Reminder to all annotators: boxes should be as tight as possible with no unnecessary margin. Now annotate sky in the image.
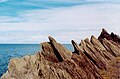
[0,0,120,44]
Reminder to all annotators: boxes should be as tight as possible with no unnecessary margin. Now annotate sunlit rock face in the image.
[1,29,120,79]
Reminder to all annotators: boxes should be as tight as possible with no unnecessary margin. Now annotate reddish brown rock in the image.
[1,29,120,79]
[71,40,103,79]
[98,28,120,44]
[48,36,72,61]
[80,39,107,70]
[41,42,59,63]
[91,35,115,60]
[102,38,120,57]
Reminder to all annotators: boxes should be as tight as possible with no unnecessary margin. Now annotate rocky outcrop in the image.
[98,28,120,44]
[1,29,120,79]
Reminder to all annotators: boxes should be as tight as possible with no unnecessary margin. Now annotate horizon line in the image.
[0,43,72,44]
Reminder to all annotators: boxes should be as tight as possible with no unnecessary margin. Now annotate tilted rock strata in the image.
[1,29,120,79]
[98,28,120,44]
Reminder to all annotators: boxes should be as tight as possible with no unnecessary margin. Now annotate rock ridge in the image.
[1,29,120,79]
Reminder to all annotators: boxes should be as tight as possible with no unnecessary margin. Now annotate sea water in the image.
[0,44,73,77]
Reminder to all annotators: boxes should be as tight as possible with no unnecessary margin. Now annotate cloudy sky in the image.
[0,0,120,44]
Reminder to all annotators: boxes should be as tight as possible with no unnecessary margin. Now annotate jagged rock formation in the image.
[98,28,120,44]
[1,29,120,79]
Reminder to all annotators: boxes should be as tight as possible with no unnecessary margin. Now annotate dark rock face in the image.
[1,29,120,79]
[98,28,120,44]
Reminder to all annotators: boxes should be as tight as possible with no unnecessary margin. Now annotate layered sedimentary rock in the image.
[1,29,120,79]
[98,29,120,44]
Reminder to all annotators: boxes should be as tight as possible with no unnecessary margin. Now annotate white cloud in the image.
[0,3,120,43]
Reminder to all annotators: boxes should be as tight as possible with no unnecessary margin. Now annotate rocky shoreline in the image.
[1,29,120,79]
